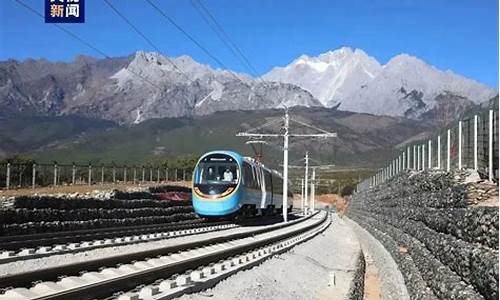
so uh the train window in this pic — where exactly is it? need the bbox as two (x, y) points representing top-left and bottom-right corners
(265, 171), (272, 192)
(254, 166), (261, 187)
(243, 162), (252, 187)
(274, 175), (283, 195)
(194, 154), (239, 185)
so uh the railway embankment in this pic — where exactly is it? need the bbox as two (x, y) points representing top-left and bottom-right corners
(347, 170), (499, 300)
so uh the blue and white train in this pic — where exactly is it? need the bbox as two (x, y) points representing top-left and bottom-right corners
(191, 150), (293, 217)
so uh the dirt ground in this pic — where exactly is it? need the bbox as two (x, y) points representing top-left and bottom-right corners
(293, 193), (346, 210)
(0, 181), (191, 198)
(364, 253), (382, 300)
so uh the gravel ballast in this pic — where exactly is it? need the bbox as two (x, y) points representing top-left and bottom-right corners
(178, 213), (364, 300)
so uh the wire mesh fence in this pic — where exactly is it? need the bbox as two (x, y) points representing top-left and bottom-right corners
(358, 109), (499, 191)
(0, 162), (192, 190)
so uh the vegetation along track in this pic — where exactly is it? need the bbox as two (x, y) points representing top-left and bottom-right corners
(0, 211), (327, 299)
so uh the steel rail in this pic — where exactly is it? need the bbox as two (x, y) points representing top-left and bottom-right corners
(0, 213), (313, 290)
(1, 211), (327, 300)
(0, 220), (225, 251)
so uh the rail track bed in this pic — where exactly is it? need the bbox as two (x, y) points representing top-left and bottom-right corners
(0, 214), (301, 265)
(0, 221), (236, 264)
(0, 211), (329, 300)
(0, 219), (223, 250)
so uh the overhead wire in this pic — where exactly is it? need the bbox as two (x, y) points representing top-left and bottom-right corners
(143, 0), (249, 86)
(102, 0), (193, 84)
(190, 0), (260, 80)
(12, 0), (164, 90)
(186, 0), (294, 135)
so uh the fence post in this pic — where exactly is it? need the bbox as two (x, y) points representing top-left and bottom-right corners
(403, 152), (406, 170)
(113, 166), (116, 184)
(53, 162), (58, 187)
(6, 163), (10, 190)
(72, 163), (76, 185)
(417, 145), (421, 170)
(437, 135), (441, 169)
(413, 145), (416, 169)
(32, 163), (36, 189)
(133, 167), (137, 184)
(124, 167), (127, 184)
(428, 140), (432, 169)
(422, 144), (426, 171)
(458, 120), (462, 170)
(142, 166), (145, 184)
(88, 164), (92, 186)
(157, 167), (160, 184)
(447, 129), (451, 172)
(175, 169), (178, 181)
(407, 147), (410, 169)
(165, 168), (168, 182)
(474, 115), (478, 170)
(101, 166), (105, 185)
(183, 169), (186, 181)
(488, 109), (493, 181)
(149, 167), (153, 182)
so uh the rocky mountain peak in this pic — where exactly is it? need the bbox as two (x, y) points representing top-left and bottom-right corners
(264, 47), (497, 118)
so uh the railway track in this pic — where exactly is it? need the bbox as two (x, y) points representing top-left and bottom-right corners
(0, 222), (237, 264)
(0, 211), (329, 300)
(0, 219), (215, 251)
(0, 214), (300, 264)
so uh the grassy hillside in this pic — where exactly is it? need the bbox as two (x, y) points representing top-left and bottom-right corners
(0, 115), (116, 158)
(10, 107), (432, 171)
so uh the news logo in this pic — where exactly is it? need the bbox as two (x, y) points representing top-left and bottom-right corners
(45, 0), (85, 23)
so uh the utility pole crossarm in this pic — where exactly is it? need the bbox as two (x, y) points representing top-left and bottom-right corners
(236, 109), (337, 222)
(288, 133), (337, 138)
(236, 133), (282, 137)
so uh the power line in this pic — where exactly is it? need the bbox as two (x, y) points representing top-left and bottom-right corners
(103, 0), (192, 83)
(105, 0), (259, 103)
(188, 0), (288, 105)
(190, 0), (260, 79)
(143, 0), (249, 86)
(12, 0), (163, 90)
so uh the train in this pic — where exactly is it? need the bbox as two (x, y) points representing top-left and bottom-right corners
(191, 150), (293, 217)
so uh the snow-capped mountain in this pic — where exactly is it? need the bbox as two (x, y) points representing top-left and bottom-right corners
(1, 48), (496, 124)
(263, 47), (497, 118)
(0, 51), (321, 124)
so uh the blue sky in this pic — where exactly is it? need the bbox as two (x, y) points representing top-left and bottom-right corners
(0, 0), (498, 87)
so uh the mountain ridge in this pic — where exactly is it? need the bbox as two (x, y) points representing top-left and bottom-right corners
(263, 47), (497, 118)
(1, 47), (496, 124)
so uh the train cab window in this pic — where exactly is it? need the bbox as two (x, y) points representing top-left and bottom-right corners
(194, 154), (239, 185)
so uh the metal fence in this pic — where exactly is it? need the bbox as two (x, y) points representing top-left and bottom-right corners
(0, 162), (192, 190)
(357, 109), (499, 191)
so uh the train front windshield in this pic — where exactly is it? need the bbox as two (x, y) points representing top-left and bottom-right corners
(194, 154), (239, 196)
